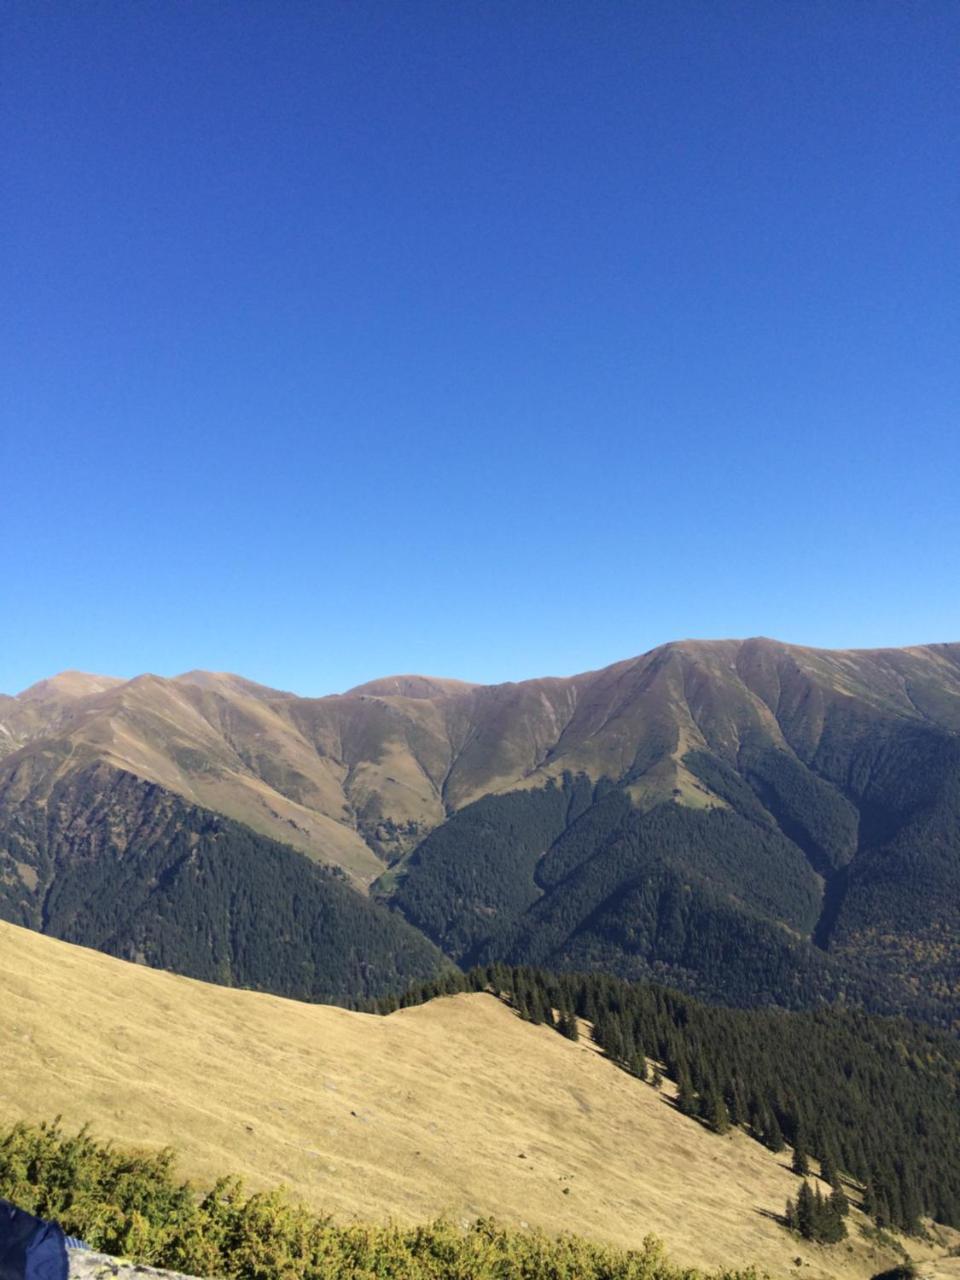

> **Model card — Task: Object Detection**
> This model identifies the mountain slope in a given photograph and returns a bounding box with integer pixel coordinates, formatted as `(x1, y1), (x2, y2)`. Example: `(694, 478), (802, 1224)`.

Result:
(2, 920), (957, 1280)
(3, 637), (960, 1020)
(381, 640), (960, 1022)
(0, 757), (447, 1002)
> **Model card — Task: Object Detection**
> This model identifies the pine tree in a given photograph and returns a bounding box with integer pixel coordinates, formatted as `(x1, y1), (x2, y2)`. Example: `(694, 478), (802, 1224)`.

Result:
(899, 1176), (922, 1235)
(702, 1089), (730, 1135)
(527, 987), (545, 1025)
(764, 1109), (785, 1153)
(676, 1071), (698, 1117)
(863, 1177), (878, 1221)
(792, 1138), (810, 1177)
(829, 1183), (849, 1220)
(797, 1181), (816, 1239)
(785, 1197), (799, 1232)
(814, 1186), (847, 1243)
(724, 1078), (746, 1127)
(874, 1191), (892, 1230)
(602, 1016), (626, 1062)
(558, 1010), (579, 1041)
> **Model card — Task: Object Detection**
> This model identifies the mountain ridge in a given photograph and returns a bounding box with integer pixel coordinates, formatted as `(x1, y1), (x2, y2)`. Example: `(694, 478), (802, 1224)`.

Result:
(3, 636), (960, 1021)
(11, 631), (960, 700)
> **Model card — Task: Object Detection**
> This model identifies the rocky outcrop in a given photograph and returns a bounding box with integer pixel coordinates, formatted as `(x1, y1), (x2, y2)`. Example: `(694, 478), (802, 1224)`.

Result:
(68, 1250), (205, 1279)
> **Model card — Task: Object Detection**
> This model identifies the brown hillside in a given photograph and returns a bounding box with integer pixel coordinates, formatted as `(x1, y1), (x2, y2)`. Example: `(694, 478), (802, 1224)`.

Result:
(3, 638), (960, 884)
(1, 921), (956, 1280)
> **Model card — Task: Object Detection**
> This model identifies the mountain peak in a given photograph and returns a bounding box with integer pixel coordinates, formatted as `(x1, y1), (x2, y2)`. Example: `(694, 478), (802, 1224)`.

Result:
(344, 674), (479, 699)
(173, 669), (292, 698)
(16, 670), (123, 701)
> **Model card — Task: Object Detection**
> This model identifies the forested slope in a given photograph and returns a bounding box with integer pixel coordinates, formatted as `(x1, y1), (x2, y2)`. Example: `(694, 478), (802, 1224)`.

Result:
(4, 638), (960, 1021)
(383, 648), (960, 1025)
(0, 761), (447, 1003)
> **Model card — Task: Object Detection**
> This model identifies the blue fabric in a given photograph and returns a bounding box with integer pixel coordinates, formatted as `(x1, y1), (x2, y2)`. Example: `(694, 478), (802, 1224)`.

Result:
(0, 1201), (68, 1280)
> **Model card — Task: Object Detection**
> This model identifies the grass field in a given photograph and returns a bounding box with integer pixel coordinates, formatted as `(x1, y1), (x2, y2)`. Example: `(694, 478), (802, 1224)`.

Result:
(1, 921), (957, 1280)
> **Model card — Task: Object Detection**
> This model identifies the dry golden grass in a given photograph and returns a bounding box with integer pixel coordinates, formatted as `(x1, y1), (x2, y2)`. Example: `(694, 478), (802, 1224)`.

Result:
(2, 922), (958, 1279)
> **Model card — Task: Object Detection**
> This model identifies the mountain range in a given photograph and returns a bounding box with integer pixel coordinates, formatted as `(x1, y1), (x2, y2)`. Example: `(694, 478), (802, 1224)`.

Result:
(2, 636), (960, 1020)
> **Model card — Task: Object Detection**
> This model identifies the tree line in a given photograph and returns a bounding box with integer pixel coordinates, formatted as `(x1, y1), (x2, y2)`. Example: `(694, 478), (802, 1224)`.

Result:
(366, 963), (960, 1237)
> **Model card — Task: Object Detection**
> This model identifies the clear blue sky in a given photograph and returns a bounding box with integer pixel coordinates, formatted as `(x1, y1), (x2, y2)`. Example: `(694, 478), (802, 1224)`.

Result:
(3, 1), (958, 696)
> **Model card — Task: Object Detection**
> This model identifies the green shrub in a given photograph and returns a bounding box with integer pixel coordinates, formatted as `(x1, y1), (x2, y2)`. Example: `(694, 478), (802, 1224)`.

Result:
(0, 1119), (760, 1280)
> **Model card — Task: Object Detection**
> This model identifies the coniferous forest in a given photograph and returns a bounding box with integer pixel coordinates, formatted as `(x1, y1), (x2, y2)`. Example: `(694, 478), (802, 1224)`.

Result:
(0, 764), (449, 1004)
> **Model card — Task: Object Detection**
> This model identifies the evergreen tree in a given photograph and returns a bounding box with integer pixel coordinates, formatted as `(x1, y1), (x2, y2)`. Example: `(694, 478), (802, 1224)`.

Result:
(828, 1183), (849, 1220)
(724, 1078), (746, 1127)
(797, 1182), (816, 1239)
(596, 1013), (625, 1062)
(701, 1089), (730, 1135)
(676, 1071), (698, 1117)
(527, 986), (546, 1025)
(784, 1197), (799, 1232)
(764, 1109), (785, 1154)
(814, 1186), (847, 1243)
(558, 1010), (579, 1041)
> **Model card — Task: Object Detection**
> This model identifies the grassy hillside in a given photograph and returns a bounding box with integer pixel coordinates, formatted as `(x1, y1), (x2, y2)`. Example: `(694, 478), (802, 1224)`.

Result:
(2, 1123), (753, 1280)
(1, 921), (957, 1280)
(375, 966), (960, 1235)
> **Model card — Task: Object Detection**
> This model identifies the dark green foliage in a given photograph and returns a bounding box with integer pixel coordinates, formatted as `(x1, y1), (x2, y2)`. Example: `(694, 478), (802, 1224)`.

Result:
(0, 1120), (760, 1280)
(830, 1183), (850, 1220)
(445, 786), (845, 1010)
(791, 1182), (847, 1244)
(383, 774), (589, 959)
(675, 1072), (698, 1117)
(371, 964), (960, 1236)
(383, 698), (960, 1027)
(700, 1089), (730, 1134)
(784, 1197), (798, 1232)
(796, 1182), (816, 1240)
(0, 764), (448, 1004)
(759, 1109), (785, 1154)
(736, 747), (859, 877)
(389, 772), (851, 1012)
(557, 1010), (580, 1040)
